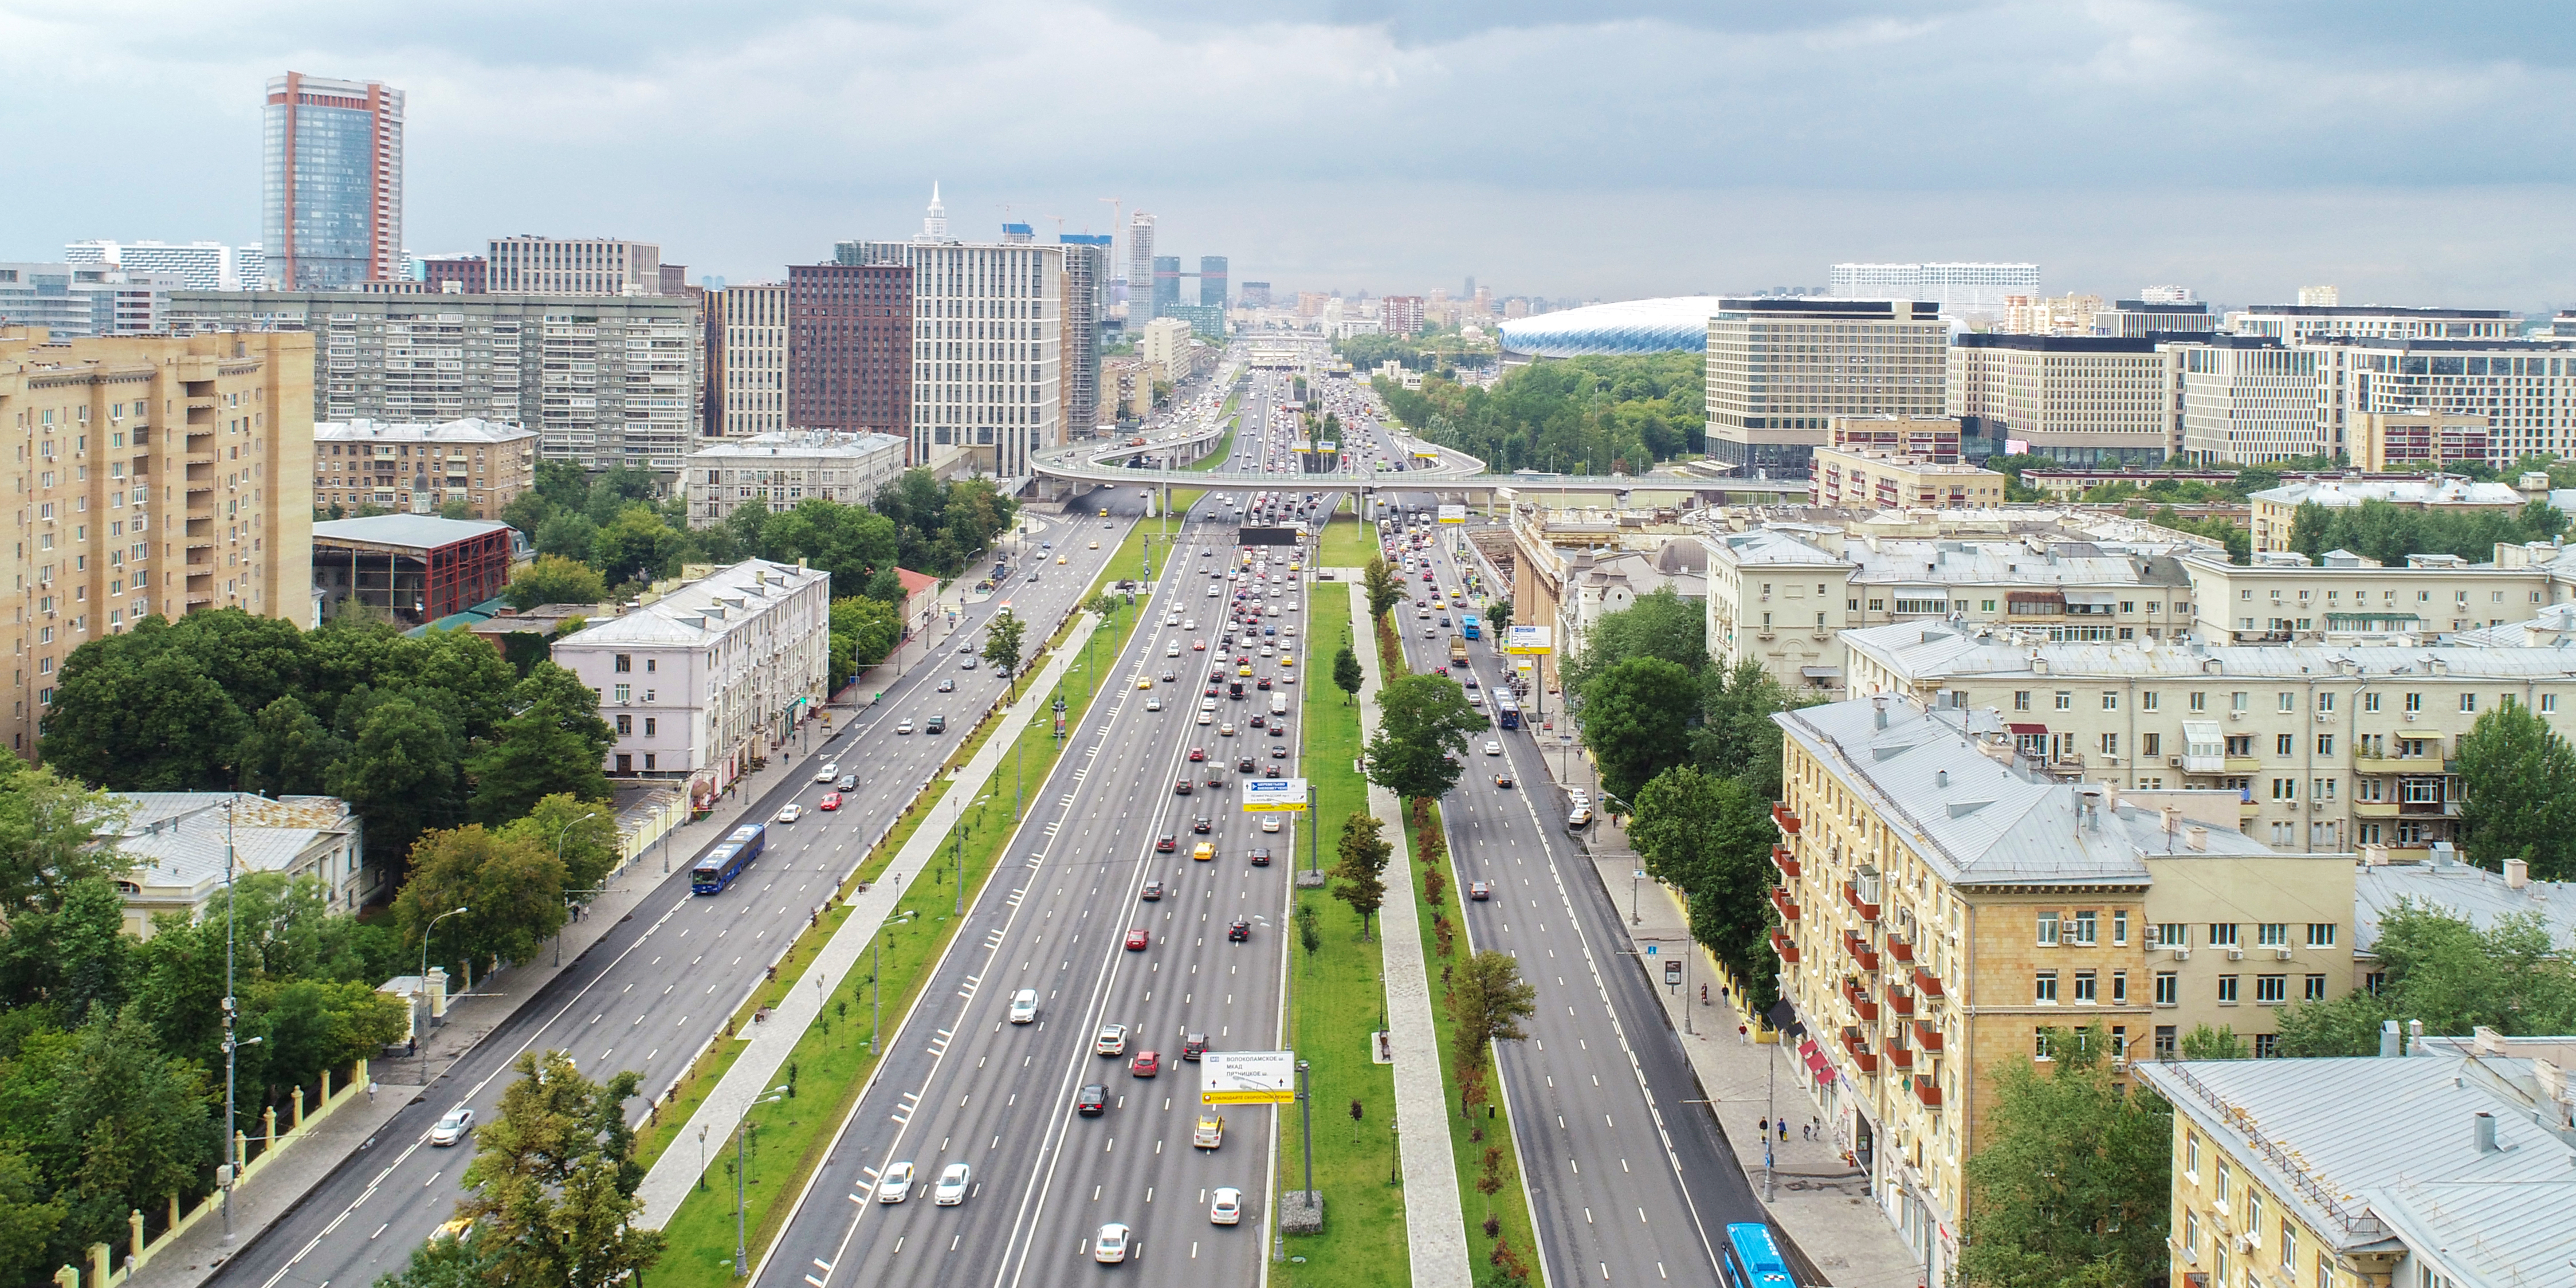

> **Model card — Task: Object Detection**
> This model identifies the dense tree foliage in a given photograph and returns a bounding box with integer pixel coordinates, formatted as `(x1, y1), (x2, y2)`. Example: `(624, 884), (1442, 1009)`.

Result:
(1956, 1026), (2171, 1288)
(1374, 354), (1702, 475)
(1561, 586), (1704, 694)
(1331, 814), (1392, 940)
(1364, 673), (1485, 802)
(1628, 766), (1782, 1014)
(501, 556), (608, 611)
(830, 596), (902, 679)
(2287, 496), (2566, 566)
(447, 1050), (663, 1288)
(2276, 903), (2576, 1056)
(393, 825), (572, 977)
(1577, 658), (1701, 801)
(1332, 324), (1498, 379)
(2453, 698), (2576, 880)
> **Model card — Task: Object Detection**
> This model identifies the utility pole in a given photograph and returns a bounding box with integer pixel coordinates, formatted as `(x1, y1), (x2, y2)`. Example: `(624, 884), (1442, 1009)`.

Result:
(552, 811), (600, 967)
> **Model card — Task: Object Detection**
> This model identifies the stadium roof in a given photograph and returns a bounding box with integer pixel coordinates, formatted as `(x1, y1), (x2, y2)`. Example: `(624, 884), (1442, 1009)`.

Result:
(1497, 296), (1728, 358)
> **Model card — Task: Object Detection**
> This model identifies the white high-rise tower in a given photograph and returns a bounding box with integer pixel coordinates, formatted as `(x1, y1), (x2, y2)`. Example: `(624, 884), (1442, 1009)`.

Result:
(917, 183), (950, 244)
(1126, 210), (1156, 323)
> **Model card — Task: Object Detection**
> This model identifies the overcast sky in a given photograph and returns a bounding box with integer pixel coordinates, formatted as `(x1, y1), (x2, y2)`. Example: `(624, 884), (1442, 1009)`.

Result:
(5, 0), (2573, 310)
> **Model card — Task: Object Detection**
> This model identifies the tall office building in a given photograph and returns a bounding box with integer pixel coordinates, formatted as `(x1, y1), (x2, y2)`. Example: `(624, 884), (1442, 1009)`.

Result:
(64, 241), (264, 292)
(786, 265), (912, 438)
(1152, 257), (1181, 317)
(1126, 212), (1156, 323)
(1239, 282), (1272, 309)
(1703, 298), (1947, 477)
(1198, 256), (1228, 309)
(167, 290), (703, 469)
(1828, 262), (2037, 316)
(707, 282), (790, 437)
(0, 330), (316, 756)
(1379, 296), (1424, 336)
(263, 72), (404, 291)
(486, 238), (665, 295)
(2174, 337), (2322, 465)
(1947, 334), (2179, 465)
(1058, 234), (1112, 434)
(0, 264), (185, 337)
(420, 255), (486, 293)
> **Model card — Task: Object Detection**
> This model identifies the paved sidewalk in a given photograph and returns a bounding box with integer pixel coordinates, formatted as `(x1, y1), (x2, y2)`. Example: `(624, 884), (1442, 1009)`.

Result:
(633, 612), (1101, 1227)
(1340, 576), (1473, 1288)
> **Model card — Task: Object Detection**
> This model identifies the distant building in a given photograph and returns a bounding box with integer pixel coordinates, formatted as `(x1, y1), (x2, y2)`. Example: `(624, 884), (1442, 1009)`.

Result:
(419, 255), (485, 294)
(314, 417), (539, 519)
(2350, 411), (2493, 473)
(1827, 261), (2038, 315)
(1160, 304), (1226, 341)
(1997, 292), (2103, 336)
(0, 262), (184, 337)
(64, 240), (264, 291)
(1829, 415), (1964, 462)
(2245, 474), (2532, 553)
(1947, 334), (2180, 466)
(682, 430), (907, 528)
(264, 72), (404, 290)
(786, 264), (912, 438)
(2093, 297), (2214, 337)
(708, 282), (790, 437)
(1705, 298), (1947, 477)
(111, 792), (370, 936)
(486, 237), (665, 296)
(1138, 317), (1201, 384)
(1238, 281), (1272, 309)
(1197, 256), (1228, 309)
(2136, 285), (2195, 304)
(2226, 302), (2515, 342)
(2174, 336), (2322, 465)
(1808, 445), (2005, 509)
(1379, 296), (1424, 336)
(1126, 212), (1157, 323)
(311, 515), (519, 627)
(1058, 235), (1112, 433)
(551, 559), (831, 802)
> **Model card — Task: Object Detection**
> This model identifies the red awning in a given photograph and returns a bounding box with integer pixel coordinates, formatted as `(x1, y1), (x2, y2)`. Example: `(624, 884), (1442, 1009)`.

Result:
(2006, 722), (2048, 736)
(1798, 1039), (1831, 1081)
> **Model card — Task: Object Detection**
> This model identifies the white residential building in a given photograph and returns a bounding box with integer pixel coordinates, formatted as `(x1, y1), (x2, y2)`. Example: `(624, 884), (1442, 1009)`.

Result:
(486, 237), (666, 296)
(1828, 262), (2039, 315)
(66, 240), (266, 291)
(1946, 335), (2180, 465)
(111, 793), (369, 937)
(551, 559), (833, 805)
(2175, 337), (2324, 464)
(2224, 303), (2516, 343)
(1704, 297), (1948, 477)
(683, 430), (908, 527)
(710, 282), (790, 437)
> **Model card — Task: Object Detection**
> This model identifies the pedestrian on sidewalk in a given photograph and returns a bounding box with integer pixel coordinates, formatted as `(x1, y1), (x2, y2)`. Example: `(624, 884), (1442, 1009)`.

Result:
(368, 1080), (378, 1104)
(1737, 1023), (1749, 1046)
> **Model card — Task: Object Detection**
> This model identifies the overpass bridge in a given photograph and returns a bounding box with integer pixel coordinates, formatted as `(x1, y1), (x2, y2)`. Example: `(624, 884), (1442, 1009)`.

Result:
(1029, 433), (1812, 503)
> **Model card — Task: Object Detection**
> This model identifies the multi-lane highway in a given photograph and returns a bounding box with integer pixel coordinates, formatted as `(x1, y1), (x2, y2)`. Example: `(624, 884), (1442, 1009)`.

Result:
(751, 371), (1335, 1287)
(1374, 465), (1774, 1283)
(213, 504), (1137, 1288)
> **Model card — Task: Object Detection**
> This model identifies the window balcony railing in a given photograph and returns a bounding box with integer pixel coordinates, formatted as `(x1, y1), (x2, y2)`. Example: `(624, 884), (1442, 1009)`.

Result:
(1771, 803), (1803, 835)
(1886, 984), (1915, 1016)
(1769, 930), (1800, 965)
(1886, 934), (1915, 964)
(1770, 888), (1800, 922)
(1912, 1075), (1943, 1109)
(1841, 978), (1880, 1023)
(1843, 881), (1880, 921)
(1840, 1025), (1879, 1074)
(1844, 930), (1880, 972)
(1773, 845), (1800, 881)
(1913, 965), (1945, 999)
(1913, 1019), (1943, 1053)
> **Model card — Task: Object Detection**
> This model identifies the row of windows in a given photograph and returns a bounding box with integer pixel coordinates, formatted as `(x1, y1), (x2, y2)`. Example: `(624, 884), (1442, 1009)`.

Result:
(2010, 686), (2561, 716)
(2144, 921), (2338, 948)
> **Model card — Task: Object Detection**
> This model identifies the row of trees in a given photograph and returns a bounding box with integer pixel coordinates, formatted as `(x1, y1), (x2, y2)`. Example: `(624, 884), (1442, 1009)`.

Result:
(1373, 353), (1703, 476)
(2285, 495), (2567, 566)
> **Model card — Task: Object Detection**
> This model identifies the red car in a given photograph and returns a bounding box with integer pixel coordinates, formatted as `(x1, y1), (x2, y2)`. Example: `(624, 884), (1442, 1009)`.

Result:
(1188, 747), (1206, 762)
(818, 792), (843, 811)
(1130, 1050), (1161, 1078)
(1124, 928), (1150, 951)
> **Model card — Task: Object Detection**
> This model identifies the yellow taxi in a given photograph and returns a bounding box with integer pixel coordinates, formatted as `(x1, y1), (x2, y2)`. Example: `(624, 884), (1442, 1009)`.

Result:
(1089, 540), (1101, 549)
(1238, 663), (1254, 677)
(1279, 654), (1296, 667)
(1136, 676), (1154, 690)
(1191, 842), (1215, 862)
(1057, 555), (1067, 564)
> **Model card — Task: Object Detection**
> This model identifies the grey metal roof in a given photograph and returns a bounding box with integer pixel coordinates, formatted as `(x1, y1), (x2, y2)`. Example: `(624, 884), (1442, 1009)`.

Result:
(2250, 476), (2527, 509)
(555, 559), (828, 647)
(2135, 1051), (2576, 1281)
(316, 417), (536, 445)
(2353, 859), (2576, 953)
(312, 514), (513, 551)
(1843, 621), (2576, 684)
(113, 793), (355, 904)
(1774, 698), (2269, 888)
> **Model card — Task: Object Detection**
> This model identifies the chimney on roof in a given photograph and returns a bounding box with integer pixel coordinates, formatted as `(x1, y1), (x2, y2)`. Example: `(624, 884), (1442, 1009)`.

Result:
(2473, 1111), (2499, 1153)
(1872, 694), (1888, 730)
(2508, 858), (2530, 890)
(2185, 824), (2208, 852)
(2379, 1020), (2402, 1058)
(2410, 1018), (2425, 1047)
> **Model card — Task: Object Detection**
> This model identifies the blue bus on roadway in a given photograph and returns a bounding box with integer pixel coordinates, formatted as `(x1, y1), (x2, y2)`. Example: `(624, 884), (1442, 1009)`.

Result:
(1495, 695), (1521, 730)
(690, 823), (767, 895)
(1719, 1222), (1794, 1288)
(1462, 613), (1481, 640)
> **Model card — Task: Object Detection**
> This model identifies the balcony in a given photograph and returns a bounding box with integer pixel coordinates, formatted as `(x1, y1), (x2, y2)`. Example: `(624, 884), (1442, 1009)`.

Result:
(1841, 978), (1880, 1022)
(1843, 881), (1880, 922)
(1771, 803), (1802, 835)
(2354, 754), (2446, 775)
(2224, 756), (2262, 774)
(1911, 1075), (1943, 1109)
(1770, 888), (1801, 922)
(1886, 935), (1915, 964)
(1913, 1019), (1943, 1052)
(1839, 1025), (1879, 1074)
(1769, 930), (1800, 964)
(2351, 800), (2402, 820)
(1912, 965), (1945, 999)
(1772, 845), (1800, 881)
(1886, 985), (1915, 1016)
(1886, 1045), (1915, 1070)
(1843, 930), (1880, 972)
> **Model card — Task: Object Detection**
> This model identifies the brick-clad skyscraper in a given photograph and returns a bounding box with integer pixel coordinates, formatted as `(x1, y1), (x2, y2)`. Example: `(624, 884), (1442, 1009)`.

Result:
(787, 264), (912, 445)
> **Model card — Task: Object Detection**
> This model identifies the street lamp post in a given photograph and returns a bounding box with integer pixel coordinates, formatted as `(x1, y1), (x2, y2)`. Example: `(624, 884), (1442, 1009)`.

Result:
(553, 811), (600, 967)
(873, 911), (917, 1055)
(735, 1086), (792, 1276)
(418, 905), (470, 1083)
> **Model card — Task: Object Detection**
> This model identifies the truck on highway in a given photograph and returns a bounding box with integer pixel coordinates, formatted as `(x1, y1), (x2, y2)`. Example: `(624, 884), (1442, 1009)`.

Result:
(1448, 635), (1470, 669)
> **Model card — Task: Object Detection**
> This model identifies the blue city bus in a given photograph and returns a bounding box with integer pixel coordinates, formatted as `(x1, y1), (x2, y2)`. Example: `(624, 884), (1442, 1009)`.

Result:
(690, 823), (768, 895)
(1719, 1222), (1794, 1288)
(1495, 696), (1521, 730)
(1462, 613), (1481, 640)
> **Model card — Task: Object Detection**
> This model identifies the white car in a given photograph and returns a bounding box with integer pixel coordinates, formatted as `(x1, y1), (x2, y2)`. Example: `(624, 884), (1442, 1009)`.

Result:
(775, 803), (804, 824)
(933, 1162), (972, 1206)
(1008, 988), (1039, 1023)
(814, 763), (839, 783)
(1094, 1223), (1132, 1264)
(1208, 584), (1221, 597)
(428, 1106), (474, 1147)
(1146, 696), (1163, 712)
(874, 1160), (916, 1203)
(1484, 740), (1502, 756)
(1167, 643), (1181, 657)
(1261, 815), (1282, 834)
(1209, 1187), (1243, 1225)
(1095, 1023), (1129, 1056)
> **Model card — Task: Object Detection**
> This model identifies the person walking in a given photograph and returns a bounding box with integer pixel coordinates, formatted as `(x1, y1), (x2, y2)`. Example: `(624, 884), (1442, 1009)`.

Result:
(1737, 1023), (1750, 1046)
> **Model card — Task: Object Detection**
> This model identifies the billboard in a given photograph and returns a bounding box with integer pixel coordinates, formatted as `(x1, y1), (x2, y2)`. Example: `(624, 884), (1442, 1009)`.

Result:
(1200, 1050), (1298, 1105)
(1437, 504), (1467, 524)
(1238, 526), (1302, 547)
(1242, 777), (1309, 812)
(1505, 625), (1554, 655)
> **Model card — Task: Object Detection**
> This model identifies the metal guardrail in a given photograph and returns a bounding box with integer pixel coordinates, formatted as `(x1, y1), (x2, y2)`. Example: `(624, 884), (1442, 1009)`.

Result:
(2149, 1059), (2387, 1236)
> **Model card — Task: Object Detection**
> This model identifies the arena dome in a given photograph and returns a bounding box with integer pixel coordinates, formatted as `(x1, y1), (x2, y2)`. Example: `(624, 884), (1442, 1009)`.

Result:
(1497, 296), (1729, 358)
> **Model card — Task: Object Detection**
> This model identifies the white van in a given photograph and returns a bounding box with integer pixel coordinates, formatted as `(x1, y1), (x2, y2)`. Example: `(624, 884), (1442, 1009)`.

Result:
(1270, 693), (1289, 718)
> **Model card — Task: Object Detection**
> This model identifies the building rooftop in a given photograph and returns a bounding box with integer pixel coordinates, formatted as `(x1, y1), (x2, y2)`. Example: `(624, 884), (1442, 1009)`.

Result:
(1843, 621), (2576, 684)
(555, 558), (827, 647)
(2136, 1046), (2576, 1277)
(2354, 856), (2576, 953)
(1774, 698), (2273, 889)
(2249, 476), (2529, 509)
(684, 429), (906, 460)
(113, 792), (357, 905)
(312, 514), (515, 552)
(316, 417), (535, 443)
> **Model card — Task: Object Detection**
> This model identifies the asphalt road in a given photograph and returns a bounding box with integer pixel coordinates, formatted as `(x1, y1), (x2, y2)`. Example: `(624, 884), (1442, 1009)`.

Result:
(751, 372), (1337, 1288)
(210, 504), (1140, 1288)
(1376, 494), (1777, 1284)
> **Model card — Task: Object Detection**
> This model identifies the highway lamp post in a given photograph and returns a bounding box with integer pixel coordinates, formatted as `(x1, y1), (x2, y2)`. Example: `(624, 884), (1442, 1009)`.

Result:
(871, 910), (917, 1055)
(217, 798), (239, 1242)
(734, 1086), (792, 1277)
(1297, 1058), (1314, 1204)
(417, 905), (470, 1083)
(552, 811), (602, 967)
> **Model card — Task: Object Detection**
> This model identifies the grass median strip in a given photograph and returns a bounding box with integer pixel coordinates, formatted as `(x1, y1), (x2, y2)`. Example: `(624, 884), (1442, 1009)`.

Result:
(1319, 517), (1376, 569)
(639, 599), (1149, 1288)
(1274, 589), (1408, 1288)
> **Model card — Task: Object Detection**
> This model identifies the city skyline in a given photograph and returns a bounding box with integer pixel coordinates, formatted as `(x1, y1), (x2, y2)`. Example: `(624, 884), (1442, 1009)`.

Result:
(0, 2), (2572, 308)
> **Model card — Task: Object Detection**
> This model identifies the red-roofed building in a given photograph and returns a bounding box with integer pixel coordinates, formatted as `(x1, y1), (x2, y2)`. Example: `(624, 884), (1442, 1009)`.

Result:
(894, 567), (941, 640)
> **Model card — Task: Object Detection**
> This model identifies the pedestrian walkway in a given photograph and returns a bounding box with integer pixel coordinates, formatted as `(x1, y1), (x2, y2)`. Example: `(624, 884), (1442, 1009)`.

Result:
(1339, 574), (1473, 1288)
(632, 611), (1102, 1227)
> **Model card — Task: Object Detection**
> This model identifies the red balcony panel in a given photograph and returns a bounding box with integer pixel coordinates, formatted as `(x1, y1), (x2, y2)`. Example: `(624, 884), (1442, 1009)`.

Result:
(1842, 881), (1880, 921)
(1771, 803), (1802, 835)
(1843, 930), (1881, 972)
(1840, 978), (1880, 1022)
(1839, 1025), (1879, 1074)
(1886, 935), (1915, 963)
(1887, 1045), (1915, 1070)
(1772, 845), (1800, 880)
(1770, 887), (1800, 922)
(1886, 985), (1915, 1016)
(1913, 965), (1945, 999)
(1912, 1075), (1943, 1108)
(1769, 930), (1800, 964)
(1913, 1019), (1943, 1052)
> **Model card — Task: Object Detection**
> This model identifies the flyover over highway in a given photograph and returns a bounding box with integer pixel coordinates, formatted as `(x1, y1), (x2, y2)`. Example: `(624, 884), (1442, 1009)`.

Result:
(1030, 431), (1813, 502)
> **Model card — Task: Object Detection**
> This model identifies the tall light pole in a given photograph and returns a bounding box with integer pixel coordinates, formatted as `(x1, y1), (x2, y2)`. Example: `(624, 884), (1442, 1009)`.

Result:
(735, 1086), (791, 1276)
(418, 905), (470, 1083)
(873, 910), (917, 1054)
(219, 798), (239, 1242)
(553, 811), (600, 967)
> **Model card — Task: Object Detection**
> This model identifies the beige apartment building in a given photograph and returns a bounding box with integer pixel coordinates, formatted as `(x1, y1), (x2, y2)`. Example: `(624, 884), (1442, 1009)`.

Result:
(1704, 298), (1947, 477)
(2177, 545), (2576, 643)
(0, 328), (314, 757)
(1840, 619), (2576, 859)
(1945, 333), (2179, 466)
(2349, 410), (2492, 472)
(1809, 445), (2005, 509)
(485, 237), (665, 296)
(1771, 697), (2355, 1283)
(708, 282), (788, 437)
(314, 417), (536, 519)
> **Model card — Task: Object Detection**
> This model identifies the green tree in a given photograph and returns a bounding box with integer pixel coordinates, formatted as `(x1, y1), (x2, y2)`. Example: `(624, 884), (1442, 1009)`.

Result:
(830, 596), (902, 676)
(246, 977), (408, 1101)
(2276, 902), (2576, 1055)
(1628, 766), (1784, 1015)
(534, 511), (601, 563)
(395, 826), (570, 973)
(2178, 1024), (2248, 1059)
(1446, 950), (1537, 1079)
(504, 555), (609, 611)
(1361, 557), (1405, 623)
(1562, 586), (1703, 693)
(1578, 657), (1701, 800)
(758, 498), (903, 596)
(41, 633), (253, 790)
(1331, 814), (1392, 940)
(371, 1219), (500, 1288)
(456, 1050), (665, 1288)
(498, 795), (623, 903)
(1483, 600), (1513, 634)
(0, 1145), (66, 1288)
(2455, 698), (2576, 880)
(466, 663), (615, 825)
(0, 761), (127, 918)
(328, 692), (465, 863)
(590, 503), (682, 588)
(1364, 673), (1483, 803)
(1332, 642), (1364, 705)
(1296, 899), (1322, 967)
(44, 1008), (217, 1259)
(1693, 658), (1805, 800)
(1955, 1026), (2170, 1288)
(1083, 592), (1122, 621)
(982, 608), (1030, 700)
(239, 696), (350, 797)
